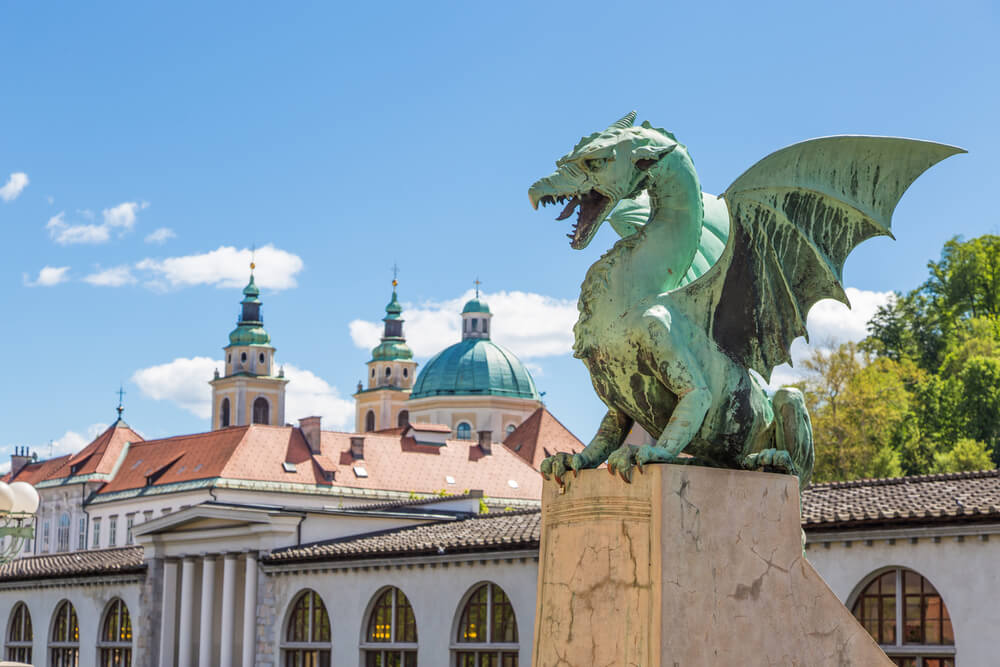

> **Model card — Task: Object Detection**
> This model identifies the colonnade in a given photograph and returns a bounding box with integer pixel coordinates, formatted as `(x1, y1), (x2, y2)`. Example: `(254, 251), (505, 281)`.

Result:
(158, 551), (258, 667)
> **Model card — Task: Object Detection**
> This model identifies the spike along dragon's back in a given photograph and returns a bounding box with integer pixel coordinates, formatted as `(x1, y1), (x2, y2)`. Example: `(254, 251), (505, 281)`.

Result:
(529, 112), (963, 488)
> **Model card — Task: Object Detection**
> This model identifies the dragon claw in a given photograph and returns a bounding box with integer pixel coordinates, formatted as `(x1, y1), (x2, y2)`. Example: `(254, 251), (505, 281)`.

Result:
(742, 449), (799, 476)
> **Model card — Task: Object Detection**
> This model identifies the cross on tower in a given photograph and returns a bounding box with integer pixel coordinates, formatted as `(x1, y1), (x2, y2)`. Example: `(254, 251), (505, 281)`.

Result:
(250, 243), (257, 272)
(474, 277), (482, 298)
(116, 385), (126, 419)
(392, 262), (399, 288)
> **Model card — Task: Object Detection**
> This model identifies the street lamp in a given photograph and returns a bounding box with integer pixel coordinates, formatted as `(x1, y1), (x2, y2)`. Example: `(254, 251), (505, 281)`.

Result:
(0, 481), (39, 564)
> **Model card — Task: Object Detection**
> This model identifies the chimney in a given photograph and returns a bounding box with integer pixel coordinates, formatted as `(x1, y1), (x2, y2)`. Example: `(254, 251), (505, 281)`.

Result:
(299, 416), (322, 454)
(350, 436), (365, 460)
(10, 446), (32, 478)
(478, 430), (493, 455)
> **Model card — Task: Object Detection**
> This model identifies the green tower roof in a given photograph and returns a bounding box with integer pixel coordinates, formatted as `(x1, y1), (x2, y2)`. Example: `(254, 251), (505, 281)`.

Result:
(461, 297), (491, 314)
(410, 338), (539, 400)
(370, 283), (412, 361)
(228, 272), (272, 346)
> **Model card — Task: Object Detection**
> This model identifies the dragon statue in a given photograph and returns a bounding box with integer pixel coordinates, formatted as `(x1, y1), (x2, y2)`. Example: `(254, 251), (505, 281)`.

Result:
(529, 112), (962, 488)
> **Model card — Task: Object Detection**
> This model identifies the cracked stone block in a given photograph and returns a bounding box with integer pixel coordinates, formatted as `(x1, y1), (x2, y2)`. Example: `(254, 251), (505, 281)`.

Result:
(532, 465), (894, 666)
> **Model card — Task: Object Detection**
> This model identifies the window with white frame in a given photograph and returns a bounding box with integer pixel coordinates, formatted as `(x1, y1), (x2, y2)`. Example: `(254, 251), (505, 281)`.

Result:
(42, 520), (51, 553)
(453, 582), (519, 666)
(851, 568), (955, 666)
(282, 589), (331, 667)
(362, 587), (417, 666)
(125, 514), (135, 545)
(92, 518), (102, 549)
(5, 601), (32, 663)
(49, 599), (79, 667)
(78, 517), (86, 550)
(108, 515), (118, 547)
(98, 598), (132, 667)
(56, 513), (71, 552)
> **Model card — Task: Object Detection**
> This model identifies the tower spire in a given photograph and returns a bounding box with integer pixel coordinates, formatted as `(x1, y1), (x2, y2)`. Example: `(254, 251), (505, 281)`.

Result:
(116, 385), (126, 421)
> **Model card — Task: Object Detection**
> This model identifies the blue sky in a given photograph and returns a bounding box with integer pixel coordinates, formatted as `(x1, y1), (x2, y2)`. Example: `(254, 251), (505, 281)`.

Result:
(2, 1), (997, 463)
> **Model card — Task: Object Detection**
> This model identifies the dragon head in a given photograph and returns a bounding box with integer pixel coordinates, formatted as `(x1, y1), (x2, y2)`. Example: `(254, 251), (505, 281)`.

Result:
(529, 111), (680, 249)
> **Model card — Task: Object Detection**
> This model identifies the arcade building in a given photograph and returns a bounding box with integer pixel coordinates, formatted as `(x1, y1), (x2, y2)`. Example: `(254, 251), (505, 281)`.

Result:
(0, 276), (993, 667)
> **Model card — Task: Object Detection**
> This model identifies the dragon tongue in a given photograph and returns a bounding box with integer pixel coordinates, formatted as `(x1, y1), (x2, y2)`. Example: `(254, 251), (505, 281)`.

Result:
(555, 196), (580, 221)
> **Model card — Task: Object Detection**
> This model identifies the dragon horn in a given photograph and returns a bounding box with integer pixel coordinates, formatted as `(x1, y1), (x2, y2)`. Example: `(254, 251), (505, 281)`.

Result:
(609, 111), (637, 130)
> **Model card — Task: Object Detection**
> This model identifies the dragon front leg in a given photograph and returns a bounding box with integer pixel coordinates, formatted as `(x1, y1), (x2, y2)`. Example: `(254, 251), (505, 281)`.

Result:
(634, 308), (712, 470)
(541, 408), (633, 486)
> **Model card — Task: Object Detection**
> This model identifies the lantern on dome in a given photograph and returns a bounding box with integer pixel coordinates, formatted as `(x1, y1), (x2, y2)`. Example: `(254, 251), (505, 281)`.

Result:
(0, 479), (39, 564)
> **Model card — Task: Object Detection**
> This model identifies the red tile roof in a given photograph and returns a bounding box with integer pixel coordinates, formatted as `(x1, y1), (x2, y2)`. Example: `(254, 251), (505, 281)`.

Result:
(66, 420), (142, 476)
(4, 455), (72, 485)
(90, 424), (541, 501)
(502, 407), (584, 469)
(407, 423), (452, 433)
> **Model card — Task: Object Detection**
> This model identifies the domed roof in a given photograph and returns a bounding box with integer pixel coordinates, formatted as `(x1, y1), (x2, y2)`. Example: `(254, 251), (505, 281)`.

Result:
(410, 338), (539, 400)
(462, 297), (491, 314)
(229, 323), (271, 346)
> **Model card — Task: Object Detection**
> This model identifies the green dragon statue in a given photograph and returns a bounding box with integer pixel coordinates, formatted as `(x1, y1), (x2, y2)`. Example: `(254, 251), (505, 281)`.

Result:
(529, 112), (962, 488)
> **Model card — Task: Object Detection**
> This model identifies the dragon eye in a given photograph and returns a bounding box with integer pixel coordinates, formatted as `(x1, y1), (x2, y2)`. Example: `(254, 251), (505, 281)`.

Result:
(584, 158), (608, 172)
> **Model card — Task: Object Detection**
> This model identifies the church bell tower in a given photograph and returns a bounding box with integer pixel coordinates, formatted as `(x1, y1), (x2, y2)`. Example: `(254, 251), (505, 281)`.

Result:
(210, 264), (288, 429)
(353, 278), (418, 432)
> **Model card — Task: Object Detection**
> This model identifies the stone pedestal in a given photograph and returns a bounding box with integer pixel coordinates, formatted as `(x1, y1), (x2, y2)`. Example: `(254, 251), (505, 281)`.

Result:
(532, 465), (892, 666)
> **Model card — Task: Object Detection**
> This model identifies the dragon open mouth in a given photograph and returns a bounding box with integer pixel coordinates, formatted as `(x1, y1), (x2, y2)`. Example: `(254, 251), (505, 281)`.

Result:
(537, 189), (612, 249)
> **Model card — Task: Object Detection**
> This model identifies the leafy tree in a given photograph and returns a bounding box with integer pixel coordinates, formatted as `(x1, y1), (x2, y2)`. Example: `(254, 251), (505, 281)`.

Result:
(931, 438), (994, 473)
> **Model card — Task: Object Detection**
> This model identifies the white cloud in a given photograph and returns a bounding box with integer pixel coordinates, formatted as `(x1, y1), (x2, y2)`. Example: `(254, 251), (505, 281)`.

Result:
(132, 356), (220, 419)
(145, 227), (176, 244)
(44, 201), (148, 245)
(131, 357), (353, 429)
(83, 265), (137, 287)
(283, 364), (355, 429)
(47, 212), (110, 245)
(136, 244), (304, 291)
(767, 287), (893, 387)
(0, 172), (28, 202)
(23, 265), (71, 287)
(349, 289), (578, 360)
(103, 201), (147, 230)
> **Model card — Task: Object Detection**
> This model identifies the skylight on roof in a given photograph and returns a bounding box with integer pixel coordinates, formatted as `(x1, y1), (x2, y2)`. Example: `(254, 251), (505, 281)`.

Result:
(282, 462), (297, 473)
(353, 465), (368, 478)
(446, 475), (456, 485)
(508, 479), (519, 489)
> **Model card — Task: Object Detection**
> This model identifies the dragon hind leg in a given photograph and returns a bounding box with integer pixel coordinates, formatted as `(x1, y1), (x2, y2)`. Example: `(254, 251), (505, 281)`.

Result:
(741, 387), (814, 489)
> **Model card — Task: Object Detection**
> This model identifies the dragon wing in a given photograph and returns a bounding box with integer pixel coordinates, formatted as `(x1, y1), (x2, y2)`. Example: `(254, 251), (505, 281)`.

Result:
(672, 136), (964, 383)
(607, 192), (729, 286)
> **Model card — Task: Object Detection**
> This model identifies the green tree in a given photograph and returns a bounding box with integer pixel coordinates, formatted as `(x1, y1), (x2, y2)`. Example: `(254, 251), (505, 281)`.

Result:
(931, 438), (994, 473)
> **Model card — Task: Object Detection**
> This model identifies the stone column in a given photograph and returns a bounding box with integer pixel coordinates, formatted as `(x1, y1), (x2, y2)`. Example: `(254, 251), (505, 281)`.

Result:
(159, 559), (179, 667)
(242, 551), (258, 667)
(199, 555), (217, 667)
(220, 553), (238, 667)
(178, 556), (197, 667)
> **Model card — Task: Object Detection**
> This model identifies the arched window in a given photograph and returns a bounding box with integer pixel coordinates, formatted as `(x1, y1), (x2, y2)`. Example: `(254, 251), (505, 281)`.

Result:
(282, 589), (331, 667)
(456, 423), (472, 440)
(851, 568), (955, 665)
(365, 410), (376, 432)
(6, 601), (32, 663)
(505, 424), (516, 438)
(98, 598), (132, 666)
(49, 599), (79, 667)
(454, 583), (519, 666)
(253, 397), (270, 424)
(362, 587), (417, 666)
(398, 410), (410, 428)
(220, 397), (230, 427)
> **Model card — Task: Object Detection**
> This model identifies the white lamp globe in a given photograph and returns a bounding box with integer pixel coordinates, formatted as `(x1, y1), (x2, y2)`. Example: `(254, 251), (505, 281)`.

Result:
(8, 482), (39, 515)
(0, 482), (13, 513)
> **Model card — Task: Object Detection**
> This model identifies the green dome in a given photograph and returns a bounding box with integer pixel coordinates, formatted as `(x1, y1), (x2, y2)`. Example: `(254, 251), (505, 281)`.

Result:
(462, 297), (491, 314)
(229, 324), (271, 346)
(410, 338), (539, 400)
(372, 340), (413, 361)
